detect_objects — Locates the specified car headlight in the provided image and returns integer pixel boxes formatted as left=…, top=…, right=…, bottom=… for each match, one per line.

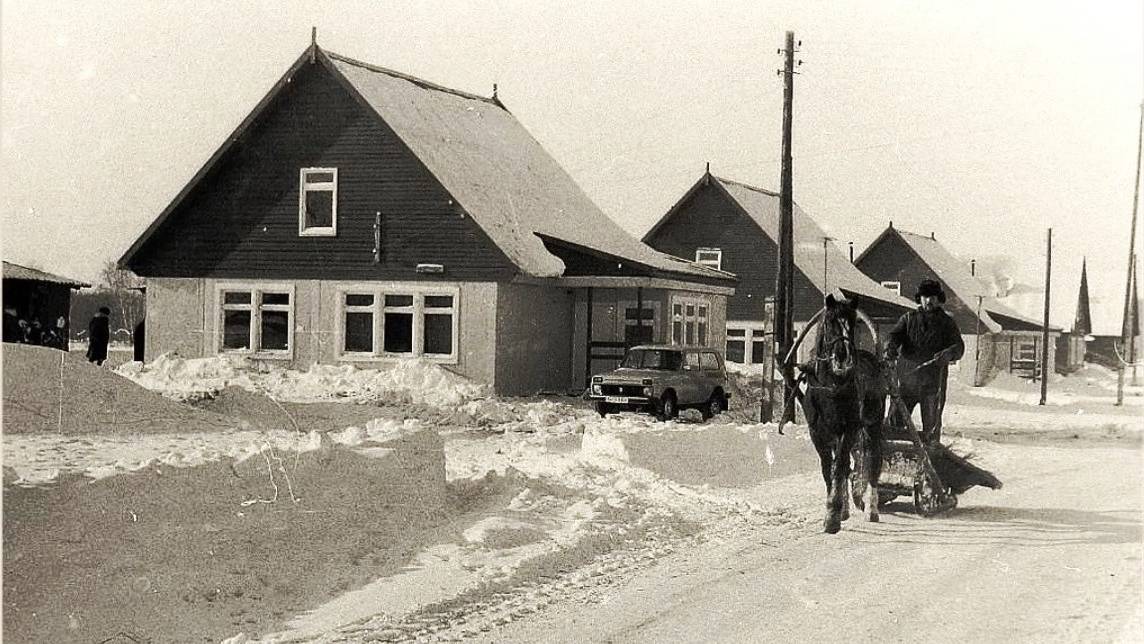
left=592, top=384, right=602, bottom=395
left=642, top=386, right=653, bottom=397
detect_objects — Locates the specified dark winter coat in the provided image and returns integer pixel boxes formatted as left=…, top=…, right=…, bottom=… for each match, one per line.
left=87, top=315, right=110, bottom=361
left=886, top=307, right=964, bottom=395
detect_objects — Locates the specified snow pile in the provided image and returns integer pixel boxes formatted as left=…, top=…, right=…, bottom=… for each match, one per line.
left=446, top=398, right=592, bottom=431
left=117, top=353, right=490, bottom=407
left=3, top=419, right=432, bottom=486
left=962, top=363, right=1144, bottom=407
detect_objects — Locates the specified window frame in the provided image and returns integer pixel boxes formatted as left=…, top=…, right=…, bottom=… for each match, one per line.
left=725, top=321, right=770, bottom=364
left=334, top=284, right=460, bottom=364
left=671, top=295, right=711, bottom=347
left=214, top=283, right=295, bottom=359
left=620, top=300, right=661, bottom=346
left=695, top=247, right=722, bottom=271
left=298, top=167, right=338, bottom=237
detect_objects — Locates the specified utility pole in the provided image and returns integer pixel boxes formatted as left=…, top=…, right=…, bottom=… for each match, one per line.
left=774, top=30, right=799, bottom=424
left=1040, top=228, right=1052, bottom=405
left=1117, top=103, right=1142, bottom=406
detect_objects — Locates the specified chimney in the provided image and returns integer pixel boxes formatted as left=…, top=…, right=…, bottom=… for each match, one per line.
left=971, top=259, right=976, bottom=276
left=848, top=241, right=854, bottom=263
left=930, top=231, right=935, bottom=240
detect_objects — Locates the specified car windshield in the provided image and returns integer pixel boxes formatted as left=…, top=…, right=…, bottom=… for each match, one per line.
left=621, top=349, right=682, bottom=370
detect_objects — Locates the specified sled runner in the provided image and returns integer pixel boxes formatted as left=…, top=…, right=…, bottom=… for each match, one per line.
left=851, top=361, right=1003, bottom=517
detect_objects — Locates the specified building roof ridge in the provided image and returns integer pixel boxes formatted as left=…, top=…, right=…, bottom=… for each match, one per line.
left=323, top=50, right=499, bottom=105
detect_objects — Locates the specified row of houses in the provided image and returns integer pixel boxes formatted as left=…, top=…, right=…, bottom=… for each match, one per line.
left=104, top=42, right=1132, bottom=394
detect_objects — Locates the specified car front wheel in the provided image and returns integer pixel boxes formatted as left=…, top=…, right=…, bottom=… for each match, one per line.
left=701, top=392, right=726, bottom=420
left=594, top=401, right=613, bottom=417
left=657, top=392, right=678, bottom=421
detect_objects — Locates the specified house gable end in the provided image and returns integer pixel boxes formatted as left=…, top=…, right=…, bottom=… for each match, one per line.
left=643, top=180, right=819, bottom=321
left=125, top=52, right=518, bottom=281
left=855, top=231, right=987, bottom=331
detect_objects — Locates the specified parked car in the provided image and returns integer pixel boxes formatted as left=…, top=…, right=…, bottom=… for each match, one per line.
left=587, top=345, right=731, bottom=421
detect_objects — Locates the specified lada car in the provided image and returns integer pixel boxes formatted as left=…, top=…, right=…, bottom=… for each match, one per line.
left=587, top=345, right=731, bottom=421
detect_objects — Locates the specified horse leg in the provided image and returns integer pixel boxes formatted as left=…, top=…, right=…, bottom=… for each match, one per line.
left=825, top=430, right=858, bottom=534
left=809, top=425, right=838, bottom=533
left=863, top=413, right=884, bottom=523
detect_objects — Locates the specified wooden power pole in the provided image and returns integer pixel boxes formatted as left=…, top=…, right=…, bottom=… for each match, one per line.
left=1039, top=228, right=1052, bottom=405
left=774, top=31, right=798, bottom=424
left=1117, top=103, right=1143, bottom=406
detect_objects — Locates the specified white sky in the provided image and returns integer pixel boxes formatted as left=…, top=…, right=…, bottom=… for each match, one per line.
left=2, top=0, right=1141, bottom=329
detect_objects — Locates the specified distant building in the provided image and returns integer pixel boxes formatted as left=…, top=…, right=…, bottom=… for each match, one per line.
left=856, top=225, right=1060, bottom=385
left=642, top=172, right=914, bottom=364
left=2, top=261, right=90, bottom=349
left=118, top=43, right=735, bottom=394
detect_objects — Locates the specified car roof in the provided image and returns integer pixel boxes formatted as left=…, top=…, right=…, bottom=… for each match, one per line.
left=629, top=345, right=722, bottom=353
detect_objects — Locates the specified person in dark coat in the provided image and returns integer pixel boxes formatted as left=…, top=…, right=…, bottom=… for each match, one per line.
left=885, top=279, right=964, bottom=444
left=86, top=306, right=111, bottom=365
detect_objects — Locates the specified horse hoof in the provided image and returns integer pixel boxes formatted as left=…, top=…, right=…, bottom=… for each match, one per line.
left=824, top=517, right=842, bottom=534
left=841, top=507, right=850, bottom=521
left=866, top=513, right=879, bottom=523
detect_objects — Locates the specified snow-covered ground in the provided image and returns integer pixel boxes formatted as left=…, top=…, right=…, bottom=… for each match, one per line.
left=3, top=353, right=1140, bottom=643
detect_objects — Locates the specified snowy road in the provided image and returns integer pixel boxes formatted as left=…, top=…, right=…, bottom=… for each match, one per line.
left=471, top=443, right=1143, bottom=643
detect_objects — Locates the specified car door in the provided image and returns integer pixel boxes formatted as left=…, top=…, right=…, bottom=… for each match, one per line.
left=699, top=351, right=722, bottom=399
left=680, top=350, right=702, bottom=404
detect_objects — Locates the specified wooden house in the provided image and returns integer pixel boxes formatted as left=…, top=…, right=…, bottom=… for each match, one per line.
left=642, top=172, right=914, bottom=364
left=117, top=43, right=735, bottom=395
left=2, top=261, right=90, bottom=349
left=856, top=224, right=1059, bottom=385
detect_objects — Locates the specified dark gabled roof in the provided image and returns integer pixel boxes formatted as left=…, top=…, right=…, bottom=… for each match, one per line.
left=857, top=225, right=1052, bottom=332
left=119, top=44, right=732, bottom=286
left=645, top=173, right=914, bottom=310
left=2, top=261, right=90, bottom=288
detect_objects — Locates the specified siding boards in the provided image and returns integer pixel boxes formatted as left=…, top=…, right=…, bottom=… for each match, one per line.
left=856, top=234, right=982, bottom=330
left=644, top=183, right=820, bottom=321
left=129, top=62, right=517, bottom=282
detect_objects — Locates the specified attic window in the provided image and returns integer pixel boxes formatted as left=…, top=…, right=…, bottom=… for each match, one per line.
left=880, top=281, right=902, bottom=296
left=695, top=248, right=722, bottom=271
left=299, top=168, right=337, bottom=236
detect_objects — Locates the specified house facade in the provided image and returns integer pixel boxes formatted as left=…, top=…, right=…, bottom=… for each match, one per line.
left=856, top=225, right=1059, bottom=385
left=119, top=44, right=734, bottom=395
left=642, top=173, right=915, bottom=364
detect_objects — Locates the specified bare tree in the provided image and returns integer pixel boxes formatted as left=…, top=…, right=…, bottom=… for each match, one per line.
left=98, top=260, right=145, bottom=339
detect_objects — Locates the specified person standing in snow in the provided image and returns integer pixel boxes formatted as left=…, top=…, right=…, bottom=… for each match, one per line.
left=86, top=306, right=111, bottom=365
left=884, top=279, right=964, bottom=444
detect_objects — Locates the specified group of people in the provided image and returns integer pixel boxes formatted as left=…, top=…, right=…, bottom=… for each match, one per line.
left=2, top=306, right=112, bottom=366
left=3, top=309, right=69, bottom=350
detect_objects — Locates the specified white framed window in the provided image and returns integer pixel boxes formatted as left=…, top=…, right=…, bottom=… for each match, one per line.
left=299, top=167, right=337, bottom=236
left=880, top=280, right=901, bottom=296
left=671, top=296, right=710, bottom=346
left=335, top=285, right=459, bottom=363
left=726, top=321, right=770, bottom=364
left=695, top=248, right=722, bottom=271
left=215, top=283, right=294, bottom=357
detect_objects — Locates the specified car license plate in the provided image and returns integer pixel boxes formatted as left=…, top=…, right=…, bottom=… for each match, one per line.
left=605, top=396, right=628, bottom=404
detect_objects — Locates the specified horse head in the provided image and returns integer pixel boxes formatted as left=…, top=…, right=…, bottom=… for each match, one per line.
left=817, top=294, right=860, bottom=378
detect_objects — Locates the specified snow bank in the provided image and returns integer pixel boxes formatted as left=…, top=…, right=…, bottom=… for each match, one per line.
left=960, top=362, right=1144, bottom=407
left=3, top=418, right=433, bottom=486
left=117, top=354, right=490, bottom=407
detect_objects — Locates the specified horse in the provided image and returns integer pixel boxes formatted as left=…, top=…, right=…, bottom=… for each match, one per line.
left=779, top=294, right=886, bottom=534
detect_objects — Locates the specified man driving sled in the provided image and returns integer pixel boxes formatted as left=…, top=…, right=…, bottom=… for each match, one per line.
left=884, top=279, right=963, bottom=444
